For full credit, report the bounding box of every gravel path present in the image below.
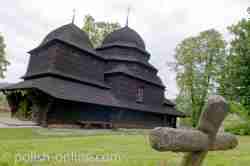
[0,123,8,128]
[0,115,39,128]
[0,122,40,128]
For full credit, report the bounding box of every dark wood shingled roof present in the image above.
[163,98,176,106]
[29,24,105,60]
[163,105,185,117]
[103,53,157,70]
[2,77,184,116]
[23,69,110,89]
[97,42,151,58]
[102,26,146,50]
[41,23,93,49]
[2,77,119,107]
[105,65,165,88]
[117,99,185,117]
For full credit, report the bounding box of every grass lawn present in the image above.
[0,128,249,166]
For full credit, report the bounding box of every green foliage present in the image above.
[175,92,192,120]
[225,122,250,136]
[229,101,249,120]
[0,33,10,78]
[82,15,121,47]
[16,98,31,120]
[5,91,38,120]
[0,92,8,107]
[5,90,51,122]
[218,19,250,112]
[6,91,21,107]
[224,101,250,136]
[178,117,193,127]
[173,29,226,127]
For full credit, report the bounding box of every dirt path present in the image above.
[0,112,39,128]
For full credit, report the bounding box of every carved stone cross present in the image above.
[150,96,238,166]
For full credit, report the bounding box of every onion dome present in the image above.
[40,23,93,50]
[102,26,145,50]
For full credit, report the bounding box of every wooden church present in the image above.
[1,23,185,128]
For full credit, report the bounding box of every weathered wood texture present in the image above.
[181,95,229,166]
[150,128,238,152]
[47,100,177,129]
[149,95,238,166]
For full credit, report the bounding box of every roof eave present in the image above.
[28,39,106,61]
[105,72,165,88]
[23,71,110,89]
[96,43,151,57]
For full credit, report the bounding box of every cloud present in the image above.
[0,0,248,98]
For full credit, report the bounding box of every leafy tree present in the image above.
[82,15,121,48]
[0,33,9,78]
[218,19,250,112]
[173,29,226,126]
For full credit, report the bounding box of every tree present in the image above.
[0,33,9,78]
[173,29,226,127]
[82,15,121,48]
[218,19,250,112]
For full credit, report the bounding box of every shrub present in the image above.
[178,117,193,127]
[224,101,250,135]
[229,101,249,121]
[225,122,250,136]
[16,98,32,120]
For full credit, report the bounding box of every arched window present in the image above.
[136,87,144,103]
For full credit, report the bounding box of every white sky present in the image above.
[0,0,249,98]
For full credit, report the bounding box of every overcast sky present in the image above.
[0,0,248,98]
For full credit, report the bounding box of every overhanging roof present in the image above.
[164,98,176,106]
[2,77,118,107]
[1,76,184,116]
[105,65,165,88]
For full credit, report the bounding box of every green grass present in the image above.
[0,128,249,166]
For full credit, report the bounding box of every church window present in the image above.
[136,87,144,103]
